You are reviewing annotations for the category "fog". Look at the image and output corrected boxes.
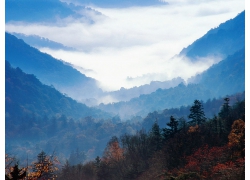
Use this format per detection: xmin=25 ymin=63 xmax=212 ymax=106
xmin=5 ymin=0 xmax=244 ymax=91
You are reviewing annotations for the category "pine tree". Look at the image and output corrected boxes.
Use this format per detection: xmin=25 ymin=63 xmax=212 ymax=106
xmin=219 ymin=97 xmax=231 ymax=119
xmin=163 ymin=116 xmax=179 ymax=140
xmin=219 ymin=97 xmax=232 ymax=132
xmin=150 ymin=120 xmax=163 ymax=151
xmin=5 ymin=164 xmax=26 ymax=180
xmin=188 ymin=100 xmax=206 ymax=125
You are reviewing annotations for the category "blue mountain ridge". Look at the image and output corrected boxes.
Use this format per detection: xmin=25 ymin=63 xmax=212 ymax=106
xmin=179 ymin=11 xmax=245 ymax=61
xmin=5 ymin=60 xmax=112 ymax=119
xmin=5 ymin=32 xmax=104 ymax=103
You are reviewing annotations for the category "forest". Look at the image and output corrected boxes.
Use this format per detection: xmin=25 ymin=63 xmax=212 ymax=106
xmin=6 ymin=97 xmax=245 ymax=180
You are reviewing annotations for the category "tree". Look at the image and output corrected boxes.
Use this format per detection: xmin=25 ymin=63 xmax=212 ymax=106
xmin=29 ymin=151 xmax=58 ymax=179
xmin=228 ymin=119 xmax=245 ymax=158
xmin=103 ymin=136 xmax=124 ymax=162
xmin=163 ymin=116 xmax=179 ymax=140
xmin=150 ymin=120 xmax=163 ymax=151
xmin=68 ymin=148 xmax=86 ymax=165
xmin=188 ymin=100 xmax=206 ymax=125
xmin=5 ymin=164 xmax=26 ymax=180
xmin=219 ymin=97 xmax=232 ymax=132
xmin=219 ymin=97 xmax=231 ymax=120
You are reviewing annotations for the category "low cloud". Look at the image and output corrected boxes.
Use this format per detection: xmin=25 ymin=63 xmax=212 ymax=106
xmin=5 ymin=0 xmax=244 ymax=91
xmin=39 ymin=47 xmax=223 ymax=91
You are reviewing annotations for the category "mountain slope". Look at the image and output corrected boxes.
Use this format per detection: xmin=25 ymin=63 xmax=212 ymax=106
xmin=98 ymin=83 xmax=213 ymax=119
xmin=179 ymin=11 xmax=245 ymax=61
xmin=198 ymin=48 xmax=245 ymax=96
xmin=11 ymin=32 xmax=75 ymax=51
xmin=5 ymin=61 xmax=111 ymax=119
xmin=5 ymin=32 xmax=103 ymax=103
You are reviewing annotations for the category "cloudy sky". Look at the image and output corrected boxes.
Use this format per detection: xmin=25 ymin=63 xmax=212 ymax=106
xmin=5 ymin=0 xmax=245 ymax=91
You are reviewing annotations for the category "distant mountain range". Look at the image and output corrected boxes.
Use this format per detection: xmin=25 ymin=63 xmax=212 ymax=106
xmin=96 ymin=11 xmax=245 ymax=119
xmin=97 ymin=47 xmax=245 ymax=119
xmin=5 ymin=32 xmax=186 ymax=106
xmin=5 ymin=9 xmax=245 ymax=120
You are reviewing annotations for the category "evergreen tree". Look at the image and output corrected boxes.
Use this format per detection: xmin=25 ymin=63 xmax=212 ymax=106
xmin=219 ymin=97 xmax=232 ymax=132
xmin=188 ymin=100 xmax=206 ymax=125
xmin=163 ymin=116 xmax=179 ymax=140
xmin=5 ymin=164 xmax=26 ymax=180
xmin=219 ymin=97 xmax=231 ymax=119
xmin=150 ymin=119 xmax=162 ymax=151
xmin=167 ymin=116 xmax=179 ymax=133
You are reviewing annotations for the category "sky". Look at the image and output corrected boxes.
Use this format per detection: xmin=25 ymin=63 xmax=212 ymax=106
xmin=5 ymin=0 xmax=245 ymax=92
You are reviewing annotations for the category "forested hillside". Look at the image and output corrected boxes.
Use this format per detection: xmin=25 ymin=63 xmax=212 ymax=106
xmin=5 ymin=61 xmax=110 ymax=120
xmin=196 ymin=48 xmax=245 ymax=96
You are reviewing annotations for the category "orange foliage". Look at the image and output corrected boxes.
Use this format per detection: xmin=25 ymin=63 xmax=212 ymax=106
xmin=103 ymin=141 xmax=124 ymax=162
xmin=187 ymin=125 xmax=199 ymax=133
xmin=169 ymin=143 xmax=245 ymax=179
xmin=228 ymin=119 xmax=245 ymax=147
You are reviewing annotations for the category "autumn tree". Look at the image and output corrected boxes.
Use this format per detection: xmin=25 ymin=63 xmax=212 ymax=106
xmin=28 ymin=151 xmax=58 ymax=179
xmin=188 ymin=100 xmax=206 ymax=125
xmin=103 ymin=136 xmax=124 ymax=162
xmin=228 ymin=119 xmax=245 ymax=158
xmin=101 ymin=136 xmax=124 ymax=179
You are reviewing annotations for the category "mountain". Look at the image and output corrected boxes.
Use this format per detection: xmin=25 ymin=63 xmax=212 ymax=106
xmin=96 ymin=11 xmax=245 ymax=119
xmin=98 ymin=83 xmax=213 ymax=119
xmin=5 ymin=32 xmax=104 ymax=103
xmin=179 ymin=11 xmax=245 ymax=61
xmin=193 ymin=48 xmax=245 ymax=96
xmin=5 ymin=33 xmax=187 ymax=106
xmin=102 ymin=77 xmax=185 ymax=103
xmin=5 ymin=61 xmax=111 ymax=119
xmin=10 ymin=33 xmax=75 ymax=51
